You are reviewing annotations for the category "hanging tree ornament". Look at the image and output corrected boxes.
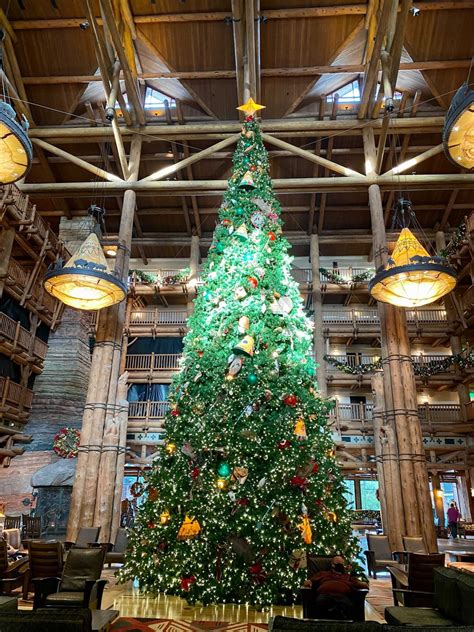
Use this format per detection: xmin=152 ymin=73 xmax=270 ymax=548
xmin=232 ymin=466 xmax=249 ymax=485
xmin=177 ymin=516 xmax=201 ymax=540
xmin=234 ymin=286 xmax=248 ymax=300
xmin=294 ymin=418 xmax=307 ymax=440
xmin=238 ymin=316 xmax=250 ymax=333
xmin=160 ymin=510 xmax=170 ymax=525
xmin=239 ymin=170 xmax=256 ymax=190
xmin=217 ymin=461 xmax=232 ymax=479
xmin=298 ymin=515 xmax=312 ymax=544
xmin=233 ymin=335 xmax=255 ymax=357
xmin=246 ymin=373 xmax=258 ymax=385
xmin=237 ymin=98 xmax=266 ymax=118
xmin=234 ymin=224 xmax=249 ymax=240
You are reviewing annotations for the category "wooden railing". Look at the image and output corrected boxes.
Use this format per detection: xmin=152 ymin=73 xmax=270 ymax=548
xmin=0 ymin=312 xmax=48 ymax=361
xmin=322 ymin=308 xmax=447 ymax=327
xmin=326 ymin=353 xmax=454 ymax=374
xmin=125 ymin=354 xmax=181 ymax=372
xmin=0 ymin=377 xmax=34 ymax=412
xmin=418 ymin=404 xmax=462 ymax=423
xmin=128 ymin=400 xmax=170 ymax=419
xmin=6 ymin=257 xmax=58 ymax=318
xmin=319 ymin=267 xmax=372 ymax=284
xmin=329 ymin=403 xmax=374 ymax=422
xmin=129 ymin=309 xmax=188 ymax=327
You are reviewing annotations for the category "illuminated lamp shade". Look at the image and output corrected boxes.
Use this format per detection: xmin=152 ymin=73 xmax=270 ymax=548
xmin=369 ymin=228 xmax=456 ymax=308
xmin=44 ymin=232 xmax=127 ymax=310
xmin=443 ymin=82 xmax=474 ymax=170
xmin=0 ymin=102 xmax=33 ymax=184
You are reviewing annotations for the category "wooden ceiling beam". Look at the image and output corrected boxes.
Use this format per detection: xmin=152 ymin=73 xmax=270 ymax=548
xmin=307 ymin=98 xmax=326 ymax=235
xmin=27 ymin=116 xmax=446 ymax=141
xmin=11 ymin=3 xmax=472 ymax=29
xmin=318 ymin=96 xmax=339 ymax=233
xmin=440 ymin=189 xmax=460 ymax=230
xmin=382 ymin=142 xmax=444 ymax=176
xmin=20 ymin=59 xmax=473 ymax=84
xmin=243 ymin=0 xmax=258 ymax=101
xmin=176 ymin=101 xmax=202 ymax=237
xmin=19 ymin=173 xmax=474 ymax=196
xmin=231 ymin=0 xmax=245 ymax=105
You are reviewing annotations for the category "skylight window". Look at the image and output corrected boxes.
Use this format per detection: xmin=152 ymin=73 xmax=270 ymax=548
xmin=327 ymin=80 xmax=402 ymax=104
xmin=144 ymin=88 xmax=175 ymax=110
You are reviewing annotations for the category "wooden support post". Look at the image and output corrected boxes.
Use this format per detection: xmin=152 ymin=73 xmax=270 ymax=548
xmin=0 ymin=227 xmax=15 ymax=299
xmin=310 ymin=234 xmax=327 ymax=397
xmin=231 ymin=0 xmax=245 ymax=105
xmin=364 ymin=126 xmax=437 ymax=553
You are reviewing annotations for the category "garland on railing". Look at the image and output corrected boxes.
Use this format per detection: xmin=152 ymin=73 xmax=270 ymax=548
xmin=319 ymin=268 xmax=375 ymax=285
xmin=324 ymin=349 xmax=474 ymax=377
xmin=130 ymin=268 xmax=190 ymax=286
xmin=439 ymin=221 xmax=467 ymax=258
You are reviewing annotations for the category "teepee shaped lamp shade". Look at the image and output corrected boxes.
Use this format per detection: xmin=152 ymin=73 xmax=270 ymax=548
xmin=0 ymin=102 xmax=33 ymax=184
xmin=369 ymin=228 xmax=457 ymax=308
xmin=44 ymin=232 xmax=127 ymax=311
xmin=443 ymin=82 xmax=474 ymax=170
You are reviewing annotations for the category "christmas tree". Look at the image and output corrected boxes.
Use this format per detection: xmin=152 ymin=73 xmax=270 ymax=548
xmin=121 ymin=99 xmax=358 ymax=606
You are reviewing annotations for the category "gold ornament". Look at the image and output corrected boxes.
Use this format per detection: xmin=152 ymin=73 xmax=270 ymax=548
xmin=233 ymin=335 xmax=255 ymax=357
xmin=160 ymin=510 xmax=170 ymax=525
xmin=237 ymin=98 xmax=266 ymax=117
xmin=325 ymin=511 xmax=337 ymax=523
xmin=177 ymin=515 xmax=201 ymax=540
xmin=232 ymin=466 xmax=249 ymax=484
xmin=216 ymin=477 xmax=228 ymax=490
xmin=294 ymin=418 xmax=307 ymax=440
xmin=165 ymin=442 xmax=177 ymax=455
xmin=298 ymin=515 xmax=312 ymax=544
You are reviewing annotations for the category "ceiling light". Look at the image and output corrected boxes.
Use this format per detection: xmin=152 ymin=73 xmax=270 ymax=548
xmin=0 ymin=102 xmax=32 ymax=184
xmin=443 ymin=82 xmax=474 ymax=170
xmin=44 ymin=232 xmax=126 ymax=311
xmin=369 ymin=228 xmax=456 ymax=308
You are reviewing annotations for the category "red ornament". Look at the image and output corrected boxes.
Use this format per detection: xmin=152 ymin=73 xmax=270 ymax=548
xmin=171 ymin=409 xmax=180 ymax=417
xmin=268 ymin=231 xmax=276 ymax=241
xmin=148 ymin=487 xmax=159 ymax=502
xmin=222 ymin=219 xmax=232 ymax=226
xmin=290 ymin=475 xmax=308 ymax=490
xmin=147 ymin=521 xmax=155 ymax=529
xmin=236 ymin=497 xmax=250 ymax=506
xmin=197 ymin=350 xmax=204 ymax=357
xmin=244 ymin=115 xmax=254 ymax=123
xmin=278 ymin=439 xmax=291 ymax=450
xmin=248 ymin=276 xmax=258 ymax=288
xmin=249 ymin=563 xmax=266 ymax=584
xmin=315 ymin=498 xmax=323 ymax=506
xmin=283 ymin=394 xmax=297 ymax=407
xmin=249 ymin=165 xmax=257 ymax=172
xmin=312 ymin=462 xmax=319 ymax=474
xmin=191 ymin=466 xmax=200 ymax=480
xmin=180 ymin=575 xmax=196 ymax=591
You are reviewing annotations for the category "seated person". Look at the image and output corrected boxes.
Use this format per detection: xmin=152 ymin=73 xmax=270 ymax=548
xmin=304 ymin=555 xmax=368 ymax=620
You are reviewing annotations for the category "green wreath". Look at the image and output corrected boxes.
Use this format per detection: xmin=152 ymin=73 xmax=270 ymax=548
xmin=53 ymin=427 xmax=80 ymax=459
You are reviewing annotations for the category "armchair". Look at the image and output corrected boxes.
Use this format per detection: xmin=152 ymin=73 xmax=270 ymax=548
xmin=300 ymin=555 xmax=368 ymax=622
xmin=0 ymin=539 xmax=29 ymax=596
xmin=388 ymin=552 xmax=444 ymax=607
xmin=402 ymin=536 xmax=427 ymax=554
xmin=64 ymin=526 xmax=101 ymax=550
xmin=23 ymin=540 xmax=63 ymax=599
xmin=105 ymin=528 xmax=128 ymax=567
xmin=33 ymin=547 xmax=106 ymax=610
xmin=364 ymin=534 xmax=402 ymax=579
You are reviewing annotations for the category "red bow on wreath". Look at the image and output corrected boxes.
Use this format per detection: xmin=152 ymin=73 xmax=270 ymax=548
xmin=180 ymin=575 xmax=196 ymax=591
xmin=249 ymin=563 xmax=266 ymax=584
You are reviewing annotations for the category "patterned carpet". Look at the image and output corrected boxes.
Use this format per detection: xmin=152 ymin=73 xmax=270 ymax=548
xmin=111 ymin=620 xmax=268 ymax=632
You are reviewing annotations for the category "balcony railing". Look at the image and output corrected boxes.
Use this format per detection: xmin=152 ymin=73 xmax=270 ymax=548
xmin=418 ymin=404 xmax=462 ymax=423
xmin=125 ymin=354 xmax=181 ymax=373
xmin=0 ymin=377 xmax=34 ymax=413
xmin=322 ymin=308 xmax=447 ymax=327
xmin=0 ymin=312 xmax=48 ymax=362
xmin=128 ymin=400 xmax=170 ymax=419
xmin=129 ymin=309 xmax=187 ymax=327
xmin=326 ymin=353 xmax=455 ymax=375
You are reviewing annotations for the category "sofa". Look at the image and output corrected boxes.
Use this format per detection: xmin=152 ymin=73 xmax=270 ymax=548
xmin=385 ymin=566 xmax=474 ymax=627
xmin=269 ymin=615 xmax=474 ymax=631
xmin=0 ymin=607 xmax=92 ymax=631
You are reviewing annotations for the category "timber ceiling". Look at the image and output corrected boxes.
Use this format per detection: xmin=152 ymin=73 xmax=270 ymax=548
xmin=2 ymin=0 xmax=474 ymax=261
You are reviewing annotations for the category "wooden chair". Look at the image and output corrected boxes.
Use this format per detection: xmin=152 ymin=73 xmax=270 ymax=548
xmin=33 ymin=547 xmax=107 ymax=610
xmin=23 ymin=516 xmax=42 ymax=541
xmin=3 ymin=516 xmax=21 ymax=531
xmin=23 ymin=540 xmax=63 ymax=599
xmin=389 ymin=552 xmax=445 ymax=607
xmin=0 ymin=539 xmax=29 ymax=596
xmin=402 ymin=536 xmax=427 ymax=554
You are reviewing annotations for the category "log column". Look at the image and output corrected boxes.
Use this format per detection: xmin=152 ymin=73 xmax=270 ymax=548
xmin=364 ymin=127 xmax=437 ymax=552
xmin=67 ymin=136 xmax=142 ymax=543
xmin=0 ymin=227 xmax=15 ymax=299
xmin=187 ymin=232 xmax=200 ymax=315
xmin=310 ymin=234 xmax=327 ymax=397
xmin=431 ymin=473 xmax=446 ymax=530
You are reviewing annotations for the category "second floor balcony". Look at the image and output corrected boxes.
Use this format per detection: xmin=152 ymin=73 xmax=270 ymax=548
xmin=0 ymin=377 xmax=34 ymax=423
xmin=0 ymin=312 xmax=48 ymax=371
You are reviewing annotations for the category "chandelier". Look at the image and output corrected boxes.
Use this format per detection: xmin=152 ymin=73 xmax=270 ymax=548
xmin=369 ymin=200 xmax=457 ymax=308
xmin=443 ymin=82 xmax=474 ymax=170
xmin=44 ymin=232 xmax=126 ymax=311
xmin=0 ymin=102 xmax=32 ymax=184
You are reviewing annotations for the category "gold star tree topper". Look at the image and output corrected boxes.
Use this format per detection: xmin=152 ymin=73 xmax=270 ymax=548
xmin=237 ymin=98 xmax=265 ymax=117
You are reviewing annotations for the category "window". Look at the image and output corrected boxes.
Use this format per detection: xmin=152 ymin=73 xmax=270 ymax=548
xmin=343 ymin=479 xmax=356 ymax=509
xmin=144 ymin=88 xmax=175 ymax=111
xmin=360 ymin=480 xmax=380 ymax=510
xmin=327 ymin=80 xmax=402 ymax=104
xmin=441 ymin=481 xmax=459 ymax=513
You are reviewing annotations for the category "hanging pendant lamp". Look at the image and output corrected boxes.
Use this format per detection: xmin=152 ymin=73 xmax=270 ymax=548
xmin=369 ymin=227 xmax=456 ymax=308
xmin=0 ymin=102 xmax=32 ymax=184
xmin=443 ymin=82 xmax=474 ymax=170
xmin=44 ymin=232 xmax=127 ymax=311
